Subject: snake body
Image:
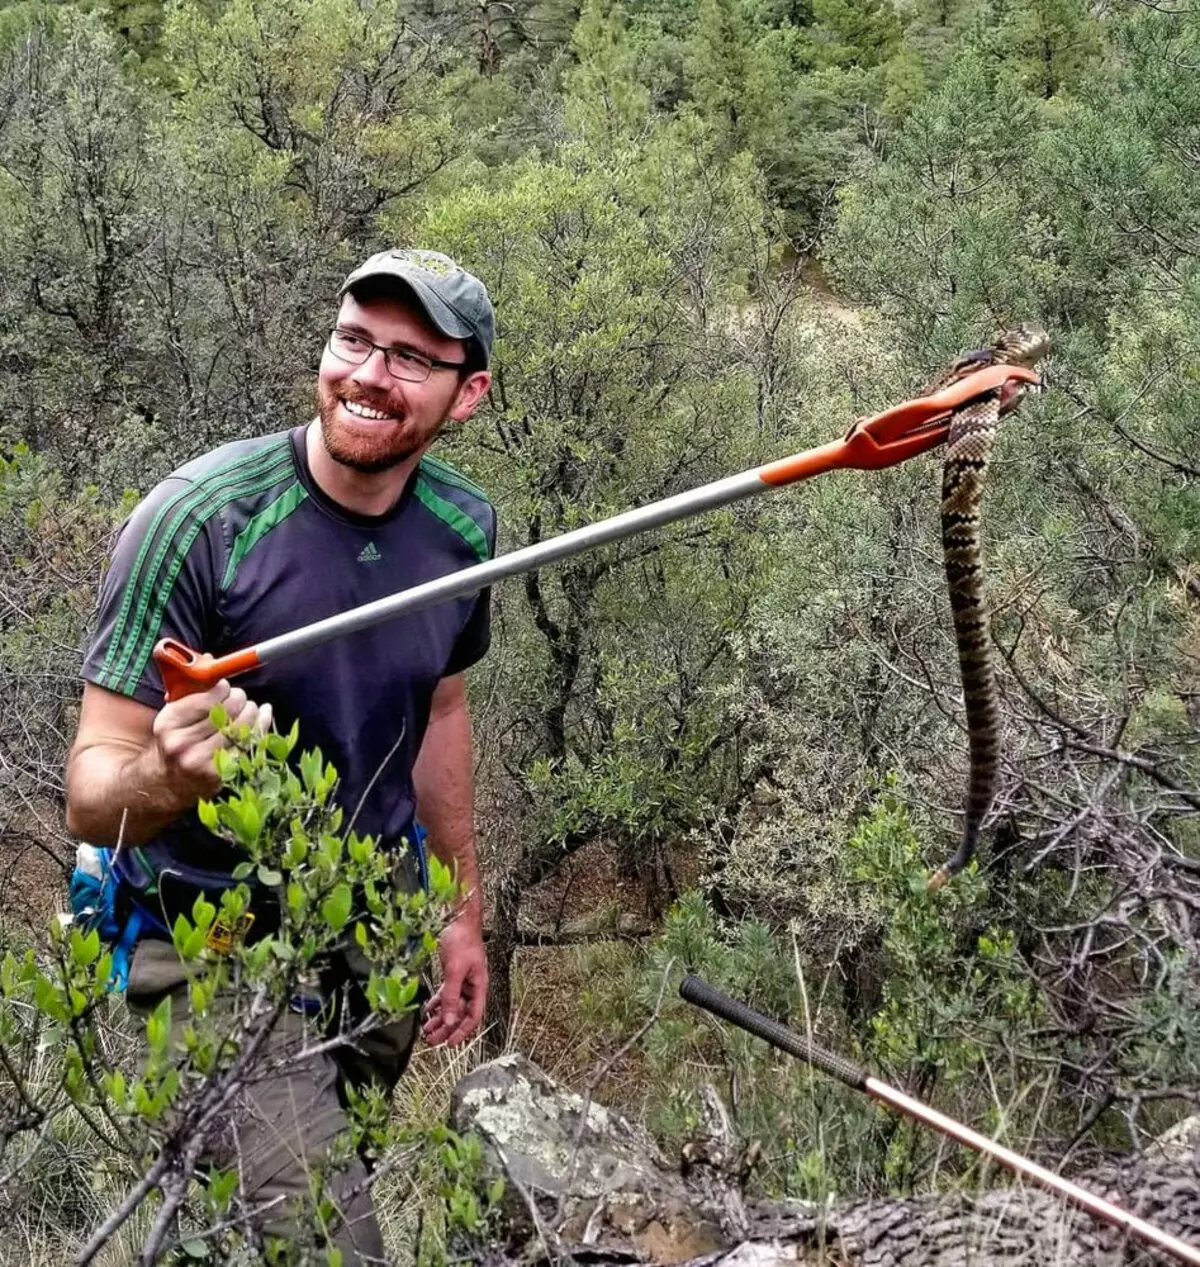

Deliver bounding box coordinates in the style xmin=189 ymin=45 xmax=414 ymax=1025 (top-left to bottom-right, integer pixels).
xmin=927 ymin=328 xmax=1050 ymax=890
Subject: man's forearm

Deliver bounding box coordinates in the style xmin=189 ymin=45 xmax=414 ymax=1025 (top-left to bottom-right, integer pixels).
xmin=66 ymin=743 xmax=198 ymax=846
xmin=412 ymin=677 xmax=482 ymax=927
xmin=66 ymin=680 xmax=268 ymax=848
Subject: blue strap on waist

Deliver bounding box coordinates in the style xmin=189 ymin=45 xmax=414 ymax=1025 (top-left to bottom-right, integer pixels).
xmin=69 ymin=846 xmax=166 ymax=992
xmin=411 ymin=822 xmax=429 ymax=891
xmin=70 ymin=820 xmax=428 ymax=993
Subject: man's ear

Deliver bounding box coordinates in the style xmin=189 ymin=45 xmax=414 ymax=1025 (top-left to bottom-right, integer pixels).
xmin=449 ymin=371 xmax=492 ymax=422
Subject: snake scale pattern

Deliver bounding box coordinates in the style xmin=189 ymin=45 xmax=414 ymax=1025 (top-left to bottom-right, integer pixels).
xmin=927 ymin=327 xmax=1050 ymax=891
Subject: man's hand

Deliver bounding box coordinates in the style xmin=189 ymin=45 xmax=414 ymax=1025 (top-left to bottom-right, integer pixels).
xmin=422 ymin=918 xmax=488 ymax=1046
xmin=66 ymin=678 xmax=272 ymax=846
xmin=151 ymin=678 xmax=273 ymax=798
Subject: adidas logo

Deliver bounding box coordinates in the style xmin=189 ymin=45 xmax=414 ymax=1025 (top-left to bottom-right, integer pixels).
xmin=357 ymin=542 xmax=382 ymax=563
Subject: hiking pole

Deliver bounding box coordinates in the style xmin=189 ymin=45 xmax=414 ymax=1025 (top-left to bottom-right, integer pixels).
xmin=153 ymin=363 xmax=1039 ymax=700
xmin=679 ymin=974 xmax=1200 ymax=1266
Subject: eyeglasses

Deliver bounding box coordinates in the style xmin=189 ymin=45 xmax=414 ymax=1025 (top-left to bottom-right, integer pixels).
xmin=327 ymin=328 xmax=467 ymax=383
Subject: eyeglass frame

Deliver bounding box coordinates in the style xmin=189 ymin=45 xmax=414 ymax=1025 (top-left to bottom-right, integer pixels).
xmin=326 ymin=326 xmax=469 ymax=383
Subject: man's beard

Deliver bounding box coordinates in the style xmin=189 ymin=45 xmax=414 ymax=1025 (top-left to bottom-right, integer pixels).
xmin=316 ymin=381 xmax=435 ymax=474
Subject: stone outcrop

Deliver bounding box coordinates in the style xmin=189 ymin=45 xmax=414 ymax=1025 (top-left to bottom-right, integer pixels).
xmin=450 ymin=1055 xmax=1200 ymax=1266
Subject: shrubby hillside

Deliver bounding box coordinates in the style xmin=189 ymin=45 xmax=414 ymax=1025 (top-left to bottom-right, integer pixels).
xmin=0 ymin=0 xmax=1196 ymax=1260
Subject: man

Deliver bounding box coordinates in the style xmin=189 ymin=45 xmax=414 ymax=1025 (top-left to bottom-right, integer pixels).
xmin=65 ymin=249 xmax=497 ymax=1260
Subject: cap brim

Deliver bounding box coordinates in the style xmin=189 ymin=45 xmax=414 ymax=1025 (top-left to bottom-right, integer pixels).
xmin=341 ymin=269 xmax=474 ymax=342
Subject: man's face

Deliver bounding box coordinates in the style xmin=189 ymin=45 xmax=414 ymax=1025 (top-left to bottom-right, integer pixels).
xmin=316 ymin=290 xmax=487 ymax=474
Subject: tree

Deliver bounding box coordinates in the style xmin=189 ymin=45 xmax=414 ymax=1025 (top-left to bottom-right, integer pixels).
xmin=0 ymin=16 xmax=161 ymax=482
xmin=810 ymin=3 xmax=1200 ymax=1160
xmin=417 ymin=119 xmax=801 ymax=1045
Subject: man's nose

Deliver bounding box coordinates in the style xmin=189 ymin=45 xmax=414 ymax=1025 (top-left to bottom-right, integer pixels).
xmin=350 ymin=346 xmax=394 ymax=391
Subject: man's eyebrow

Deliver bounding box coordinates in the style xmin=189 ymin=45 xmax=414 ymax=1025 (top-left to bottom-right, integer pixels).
xmin=335 ymin=322 xmax=431 ymax=356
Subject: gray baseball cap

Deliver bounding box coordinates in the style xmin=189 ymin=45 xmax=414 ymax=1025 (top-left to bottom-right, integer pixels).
xmin=339 ymin=249 xmax=495 ymax=366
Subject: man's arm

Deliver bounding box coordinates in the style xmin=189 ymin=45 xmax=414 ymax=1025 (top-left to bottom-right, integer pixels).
xmin=412 ymin=671 xmax=487 ymax=1046
xmin=66 ymin=680 xmax=271 ymax=845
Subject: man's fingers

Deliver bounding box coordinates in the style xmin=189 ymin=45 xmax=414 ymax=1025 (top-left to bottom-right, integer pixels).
xmin=422 ymin=983 xmax=461 ymax=1044
xmin=158 ymin=678 xmax=232 ymax=728
xmin=222 ymin=687 xmax=249 ymax=721
xmin=153 ymin=680 xmax=272 ymax=787
xmin=222 ymin=690 xmax=274 ymax=736
xmin=423 ymin=964 xmax=486 ymax=1046
xmin=255 ymin=702 xmax=273 ymax=735
xmin=443 ymin=1007 xmax=481 ymax=1046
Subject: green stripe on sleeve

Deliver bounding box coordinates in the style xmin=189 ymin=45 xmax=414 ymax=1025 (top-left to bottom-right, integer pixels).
xmin=97 ymin=447 xmax=277 ymax=686
xmin=414 ymin=475 xmax=490 ymax=562
xmin=418 ymin=455 xmax=492 ymax=504
xmin=221 ymin=481 xmax=308 ymax=591
xmin=99 ymin=446 xmax=294 ymax=694
xmin=99 ymin=443 xmax=290 ymax=689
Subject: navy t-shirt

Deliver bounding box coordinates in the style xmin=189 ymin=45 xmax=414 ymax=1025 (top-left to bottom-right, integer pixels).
xmin=82 ymin=425 xmax=496 ymax=889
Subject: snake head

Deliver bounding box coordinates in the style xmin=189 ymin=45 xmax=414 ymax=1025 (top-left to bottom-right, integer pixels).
xmin=994 ymin=326 xmax=1051 ymax=367
xmin=993 ymin=327 xmax=1051 ymax=414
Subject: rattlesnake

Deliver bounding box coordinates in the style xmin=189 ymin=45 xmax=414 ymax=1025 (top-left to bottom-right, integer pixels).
xmin=927 ymin=328 xmax=1050 ymax=890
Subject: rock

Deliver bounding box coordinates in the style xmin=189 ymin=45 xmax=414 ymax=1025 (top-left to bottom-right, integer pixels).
xmin=450 ymin=1056 xmax=1200 ymax=1266
xmin=450 ymin=1054 xmax=735 ymax=1262
xmin=1147 ymin=1115 xmax=1200 ymax=1166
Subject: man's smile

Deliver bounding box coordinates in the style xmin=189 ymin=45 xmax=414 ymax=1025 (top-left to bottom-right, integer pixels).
xmin=339 ymin=396 xmax=400 ymax=423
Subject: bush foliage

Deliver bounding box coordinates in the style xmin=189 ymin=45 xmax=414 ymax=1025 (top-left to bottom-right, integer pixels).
xmin=0 ymin=0 xmax=1196 ymax=1257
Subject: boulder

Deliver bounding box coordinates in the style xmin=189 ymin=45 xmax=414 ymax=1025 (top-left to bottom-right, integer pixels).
xmin=450 ymin=1055 xmax=1200 ymax=1266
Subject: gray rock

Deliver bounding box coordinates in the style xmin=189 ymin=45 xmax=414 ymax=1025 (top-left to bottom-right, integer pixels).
xmin=450 ymin=1054 xmax=734 ymax=1262
xmin=449 ymin=1056 xmax=1200 ymax=1266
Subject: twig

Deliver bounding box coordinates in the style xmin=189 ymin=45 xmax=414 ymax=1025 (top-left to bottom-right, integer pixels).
xmin=556 ymin=960 xmax=675 ymax=1227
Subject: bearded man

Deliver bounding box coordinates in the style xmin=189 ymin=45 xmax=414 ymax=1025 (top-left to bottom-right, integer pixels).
xmin=65 ymin=250 xmax=496 ymax=1261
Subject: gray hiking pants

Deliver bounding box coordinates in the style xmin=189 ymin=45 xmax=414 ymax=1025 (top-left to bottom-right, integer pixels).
xmin=127 ymin=938 xmax=420 ymax=1264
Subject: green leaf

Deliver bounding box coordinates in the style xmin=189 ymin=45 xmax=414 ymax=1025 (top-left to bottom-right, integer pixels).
xmin=146 ymin=996 xmax=172 ymax=1054
xmin=300 ymin=748 xmax=323 ymax=792
xmin=192 ymin=897 xmax=217 ymax=931
xmin=238 ymin=797 xmax=263 ymax=845
xmin=212 ymin=747 xmax=237 ymax=782
xmin=321 ymin=883 xmax=352 ymax=933
xmin=34 ymin=976 xmax=67 ymax=1022
xmin=172 ymin=914 xmax=193 ymax=956
xmin=197 ymin=799 xmax=219 ymax=831
xmin=257 ymin=866 xmax=283 ymax=888
xmin=206 ymin=1167 xmax=239 ymax=1209
xmin=190 ymin=979 xmax=212 ymax=1015
xmin=106 ymin=1069 xmax=127 ymax=1106
xmin=70 ymin=927 xmax=101 ymax=968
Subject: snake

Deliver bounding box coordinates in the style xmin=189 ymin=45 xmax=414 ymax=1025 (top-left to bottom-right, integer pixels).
xmin=926 ymin=327 xmax=1050 ymax=891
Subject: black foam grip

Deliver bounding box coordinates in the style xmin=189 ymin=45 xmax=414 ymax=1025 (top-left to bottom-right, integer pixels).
xmin=680 ymin=974 xmax=869 ymax=1090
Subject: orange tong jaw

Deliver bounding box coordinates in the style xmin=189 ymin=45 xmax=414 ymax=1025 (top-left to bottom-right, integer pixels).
xmin=840 ymin=417 xmax=950 ymax=470
xmin=153 ymin=638 xmax=217 ymax=702
xmin=843 ymin=363 xmax=1042 ymax=470
xmin=152 ymin=639 xmax=262 ymax=702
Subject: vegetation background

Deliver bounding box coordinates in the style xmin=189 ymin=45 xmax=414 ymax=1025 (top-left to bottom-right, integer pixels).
xmin=0 ymin=0 xmax=1196 ymax=1259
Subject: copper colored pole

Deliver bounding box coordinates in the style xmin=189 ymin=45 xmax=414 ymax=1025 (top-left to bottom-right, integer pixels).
xmin=679 ymin=975 xmax=1200 ymax=1266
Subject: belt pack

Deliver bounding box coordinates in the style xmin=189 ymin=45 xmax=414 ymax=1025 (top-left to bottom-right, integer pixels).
xmin=68 ymin=825 xmax=429 ymax=989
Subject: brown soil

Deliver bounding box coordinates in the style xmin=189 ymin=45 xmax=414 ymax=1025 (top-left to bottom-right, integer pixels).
xmin=1 ymin=815 xmax=71 ymax=942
